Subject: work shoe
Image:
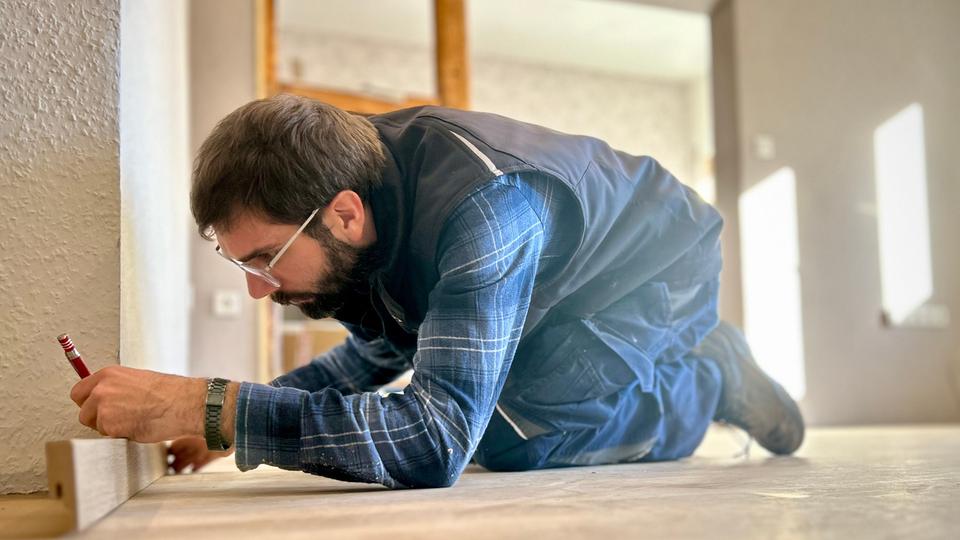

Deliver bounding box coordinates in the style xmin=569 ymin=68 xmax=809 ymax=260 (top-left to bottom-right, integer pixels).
xmin=696 ymin=321 xmax=805 ymax=455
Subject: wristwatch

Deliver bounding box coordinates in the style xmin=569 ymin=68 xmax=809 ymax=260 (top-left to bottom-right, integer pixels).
xmin=204 ymin=377 xmax=232 ymax=451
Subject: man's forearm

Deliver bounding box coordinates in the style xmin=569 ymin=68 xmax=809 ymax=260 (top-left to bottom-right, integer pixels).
xmin=270 ymin=333 xmax=410 ymax=394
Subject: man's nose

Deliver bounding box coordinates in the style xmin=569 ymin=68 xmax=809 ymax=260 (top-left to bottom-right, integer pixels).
xmin=245 ymin=274 xmax=278 ymax=299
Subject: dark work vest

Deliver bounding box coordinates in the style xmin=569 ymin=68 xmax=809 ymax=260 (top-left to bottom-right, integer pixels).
xmin=347 ymin=106 xmax=723 ymax=350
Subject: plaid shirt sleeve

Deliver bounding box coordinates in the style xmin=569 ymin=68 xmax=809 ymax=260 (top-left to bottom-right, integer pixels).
xmin=268 ymin=329 xmax=413 ymax=394
xmin=233 ymin=181 xmax=544 ymax=488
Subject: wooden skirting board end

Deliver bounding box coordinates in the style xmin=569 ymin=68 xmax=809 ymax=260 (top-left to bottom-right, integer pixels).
xmin=44 ymin=438 xmax=168 ymax=532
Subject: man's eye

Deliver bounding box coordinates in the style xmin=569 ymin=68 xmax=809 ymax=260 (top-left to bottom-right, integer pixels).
xmin=242 ymin=253 xmax=271 ymax=266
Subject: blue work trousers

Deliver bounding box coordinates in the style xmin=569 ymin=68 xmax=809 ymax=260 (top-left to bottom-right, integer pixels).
xmin=475 ymin=278 xmax=724 ymax=470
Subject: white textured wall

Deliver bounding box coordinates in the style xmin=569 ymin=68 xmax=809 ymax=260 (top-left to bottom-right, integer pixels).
xmin=0 ymin=0 xmax=121 ymax=494
xmin=715 ymin=0 xmax=960 ymax=424
xmin=120 ymin=0 xmax=190 ymax=376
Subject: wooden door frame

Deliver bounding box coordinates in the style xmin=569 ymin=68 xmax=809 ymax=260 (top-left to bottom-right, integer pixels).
xmin=255 ymin=0 xmax=468 ymax=113
xmin=252 ymin=0 xmax=469 ymax=380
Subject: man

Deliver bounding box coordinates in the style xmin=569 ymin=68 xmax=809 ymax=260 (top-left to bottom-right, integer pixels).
xmin=71 ymin=95 xmax=803 ymax=487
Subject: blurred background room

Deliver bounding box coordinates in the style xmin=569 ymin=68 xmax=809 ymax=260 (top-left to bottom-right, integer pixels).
xmin=2 ymin=0 xmax=957 ymax=497
xmin=187 ymin=0 xmax=960 ymax=427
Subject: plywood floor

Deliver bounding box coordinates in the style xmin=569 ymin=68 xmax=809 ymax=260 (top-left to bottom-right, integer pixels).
xmin=5 ymin=425 xmax=959 ymax=539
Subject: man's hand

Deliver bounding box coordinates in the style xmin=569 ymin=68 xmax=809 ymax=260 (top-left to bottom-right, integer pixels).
xmin=70 ymin=366 xmax=208 ymax=443
xmin=168 ymin=436 xmax=235 ymax=474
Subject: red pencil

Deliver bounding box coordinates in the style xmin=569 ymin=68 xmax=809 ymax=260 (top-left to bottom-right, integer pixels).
xmin=57 ymin=334 xmax=91 ymax=378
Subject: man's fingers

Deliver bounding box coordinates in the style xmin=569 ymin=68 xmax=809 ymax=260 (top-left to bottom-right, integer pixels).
xmin=167 ymin=438 xmax=226 ymax=474
xmin=70 ymin=378 xmax=92 ymax=406
xmin=78 ymin=398 xmax=98 ymax=430
xmin=69 ymin=368 xmax=105 ymax=406
xmin=168 ymin=443 xmax=201 ymax=474
xmin=169 ymin=437 xmax=198 ymax=452
xmin=172 ymin=452 xmax=204 ymax=474
xmin=170 ymin=453 xmax=191 ymax=474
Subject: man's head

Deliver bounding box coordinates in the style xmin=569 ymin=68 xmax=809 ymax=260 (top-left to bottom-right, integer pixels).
xmin=191 ymin=94 xmax=386 ymax=318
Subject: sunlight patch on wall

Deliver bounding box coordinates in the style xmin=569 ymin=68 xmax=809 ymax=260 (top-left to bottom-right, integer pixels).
xmin=739 ymin=167 xmax=806 ymax=400
xmin=873 ymin=103 xmax=933 ymax=325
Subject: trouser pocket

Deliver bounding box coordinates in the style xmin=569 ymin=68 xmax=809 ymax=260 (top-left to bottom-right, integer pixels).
xmin=503 ymin=316 xmax=651 ymax=431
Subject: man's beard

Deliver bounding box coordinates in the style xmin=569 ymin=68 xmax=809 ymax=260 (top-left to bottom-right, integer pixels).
xmin=270 ymin=225 xmax=382 ymax=320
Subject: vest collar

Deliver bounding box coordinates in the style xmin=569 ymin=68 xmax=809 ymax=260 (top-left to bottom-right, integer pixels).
xmin=367 ymin=141 xmax=410 ymax=288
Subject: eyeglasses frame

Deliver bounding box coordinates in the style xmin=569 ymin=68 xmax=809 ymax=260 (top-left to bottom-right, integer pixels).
xmin=214 ymin=207 xmax=321 ymax=288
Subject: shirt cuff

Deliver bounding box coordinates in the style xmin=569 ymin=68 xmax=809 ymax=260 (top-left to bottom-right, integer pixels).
xmin=234 ymin=382 xmax=305 ymax=472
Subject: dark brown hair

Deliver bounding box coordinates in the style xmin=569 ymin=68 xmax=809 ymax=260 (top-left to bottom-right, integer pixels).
xmin=190 ymin=94 xmax=385 ymax=239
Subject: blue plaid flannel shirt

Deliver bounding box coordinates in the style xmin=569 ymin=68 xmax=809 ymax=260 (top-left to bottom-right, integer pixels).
xmin=234 ymin=173 xmax=569 ymax=488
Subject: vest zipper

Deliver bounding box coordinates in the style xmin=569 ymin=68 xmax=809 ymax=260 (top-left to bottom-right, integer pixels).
xmin=376 ymin=277 xmax=417 ymax=334
xmin=448 ymin=130 xmax=504 ymax=176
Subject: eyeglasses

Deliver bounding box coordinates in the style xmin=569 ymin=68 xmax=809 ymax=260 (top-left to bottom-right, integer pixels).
xmin=215 ymin=208 xmax=321 ymax=288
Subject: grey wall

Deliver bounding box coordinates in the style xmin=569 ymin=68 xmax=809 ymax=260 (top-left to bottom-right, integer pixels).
xmin=713 ymin=0 xmax=960 ymax=424
xmin=187 ymin=0 xmax=259 ymax=382
xmin=0 ymin=0 xmax=121 ymax=494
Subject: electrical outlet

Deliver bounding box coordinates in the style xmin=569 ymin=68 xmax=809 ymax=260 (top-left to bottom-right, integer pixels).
xmin=753 ymin=134 xmax=776 ymax=161
xmin=212 ymin=290 xmax=242 ymax=319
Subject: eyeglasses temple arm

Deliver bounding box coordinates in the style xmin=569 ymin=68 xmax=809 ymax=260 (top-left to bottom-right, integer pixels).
xmin=266 ymin=207 xmax=321 ymax=271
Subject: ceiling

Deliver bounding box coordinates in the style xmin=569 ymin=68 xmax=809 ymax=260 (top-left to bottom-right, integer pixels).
xmin=278 ymin=0 xmax=711 ymax=81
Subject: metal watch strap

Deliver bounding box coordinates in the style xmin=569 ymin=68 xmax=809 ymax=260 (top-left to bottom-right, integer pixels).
xmin=204 ymin=377 xmax=231 ymax=451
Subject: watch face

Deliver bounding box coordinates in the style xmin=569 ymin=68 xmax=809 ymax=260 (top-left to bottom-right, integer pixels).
xmin=206 ymin=379 xmax=227 ymax=406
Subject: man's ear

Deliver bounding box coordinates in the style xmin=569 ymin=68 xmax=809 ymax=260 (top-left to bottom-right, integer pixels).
xmin=322 ymin=190 xmax=365 ymax=244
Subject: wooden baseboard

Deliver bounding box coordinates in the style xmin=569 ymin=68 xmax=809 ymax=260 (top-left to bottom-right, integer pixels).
xmin=0 ymin=493 xmax=72 ymax=539
xmin=44 ymin=438 xmax=167 ymax=532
